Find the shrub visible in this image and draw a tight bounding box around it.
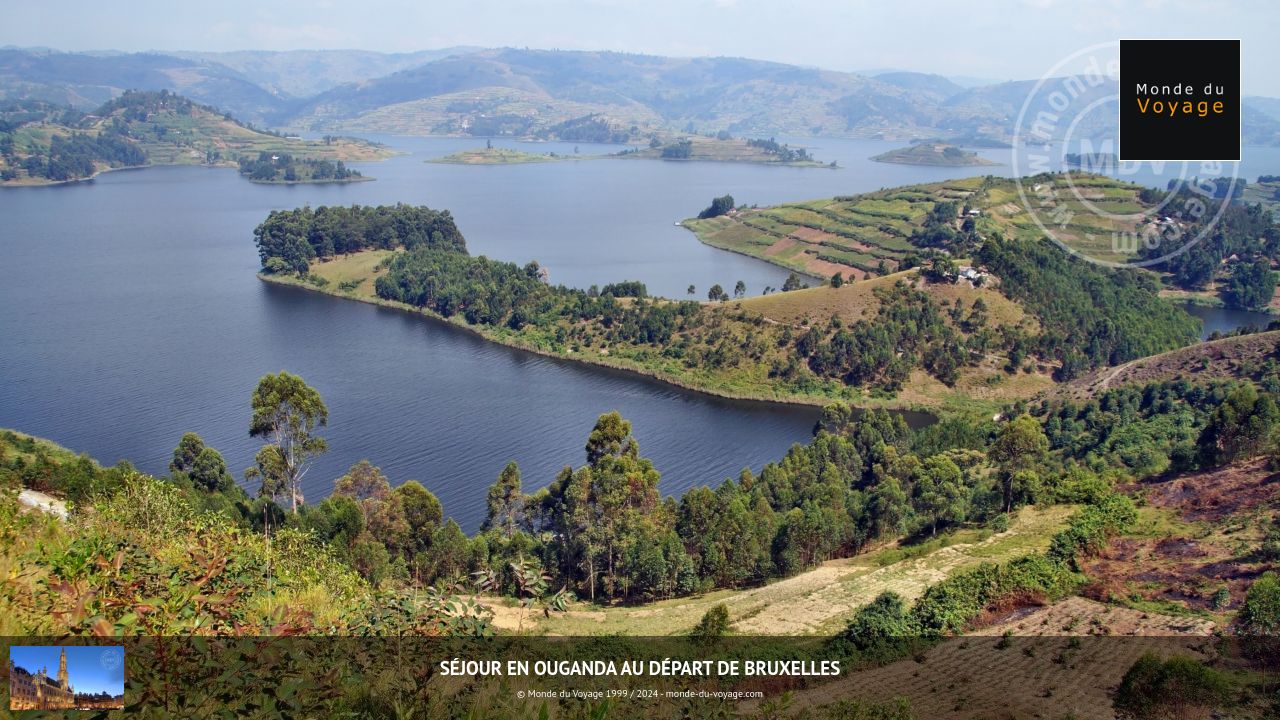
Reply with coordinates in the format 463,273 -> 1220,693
690,603 -> 731,644
1114,654 -> 1233,719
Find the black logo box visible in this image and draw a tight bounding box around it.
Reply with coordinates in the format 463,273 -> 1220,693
1119,39 -> 1240,162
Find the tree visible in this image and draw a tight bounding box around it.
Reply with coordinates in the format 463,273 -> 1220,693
697,194 -> 734,219
396,480 -> 443,552
169,432 -> 206,475
830,272 -> 844,288
913,456 -> 966,535
1197,384 -> 1280,467
782,273 -> 806,292
989,415 -> 1049,512
707,284 -> 727,302
190,447 -> 233,493
334,459 -> 391,501
544,412 -> 663,601
687,284 -> 696,296
733,280 -> 746,298
1223,258 -> 1276,310
690,603 -> 731,644
333,460 -> 411,558
483,461 -> 524,537
248,371 -> 328,512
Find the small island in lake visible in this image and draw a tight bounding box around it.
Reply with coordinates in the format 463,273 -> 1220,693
871,142 -> 998,167
237,152 -> 371,183
618,135 -> 834,167
1063,152 -> 1119,170
426,146 -> 569,164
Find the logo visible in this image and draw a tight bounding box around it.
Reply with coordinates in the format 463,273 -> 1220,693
101,646 -> 124,671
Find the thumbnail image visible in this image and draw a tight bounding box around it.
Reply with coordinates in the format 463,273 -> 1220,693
9,646 -> 124,711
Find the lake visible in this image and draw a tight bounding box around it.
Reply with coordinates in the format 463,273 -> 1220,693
1,136 -> 1275,529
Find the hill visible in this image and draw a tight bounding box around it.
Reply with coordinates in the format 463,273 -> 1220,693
0,48 -> 288,125
5,47 -> 1280,146
0,90 -> 391,185
170,48 -> 481,99
871,142 -> 998,166
1053,329 -> 1280,402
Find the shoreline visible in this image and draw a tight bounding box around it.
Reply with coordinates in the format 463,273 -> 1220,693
245,174 -> 376,185
258,271 -> 938,418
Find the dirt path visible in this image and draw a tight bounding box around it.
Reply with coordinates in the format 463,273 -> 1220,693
18,488 -> 67,519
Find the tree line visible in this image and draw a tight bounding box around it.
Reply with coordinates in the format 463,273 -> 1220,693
254,204 -> 467,274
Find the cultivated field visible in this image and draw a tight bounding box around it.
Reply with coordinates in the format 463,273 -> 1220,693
684,175 -> 1151,277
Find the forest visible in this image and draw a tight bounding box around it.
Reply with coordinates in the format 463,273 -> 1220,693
1138,185 -> 1280,310
253,204 -> 467,273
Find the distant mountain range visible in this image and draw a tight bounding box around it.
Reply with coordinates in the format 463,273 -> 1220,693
2,46 -> 1278,147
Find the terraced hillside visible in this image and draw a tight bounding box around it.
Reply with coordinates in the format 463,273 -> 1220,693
682,174 -> 1151,278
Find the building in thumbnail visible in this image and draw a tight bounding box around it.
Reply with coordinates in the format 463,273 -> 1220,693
9,648 -> 75,710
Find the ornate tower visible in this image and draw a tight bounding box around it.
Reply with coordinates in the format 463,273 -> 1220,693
57,648 -> 69,690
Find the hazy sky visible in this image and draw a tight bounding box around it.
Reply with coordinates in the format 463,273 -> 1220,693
5,0 -> 1278,94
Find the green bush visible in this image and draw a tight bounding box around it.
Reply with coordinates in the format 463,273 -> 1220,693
1114,654 -> 1233,719
1047,494 -> 1137,568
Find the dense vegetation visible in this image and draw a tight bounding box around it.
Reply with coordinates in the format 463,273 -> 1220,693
978,236 -> 1202,379
745,137 -> 813,163
254,204 -> 466,273
237,151 -> 362,183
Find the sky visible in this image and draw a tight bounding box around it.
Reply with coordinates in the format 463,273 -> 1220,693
9,646 -> 125,696
3,0 -> 1279,95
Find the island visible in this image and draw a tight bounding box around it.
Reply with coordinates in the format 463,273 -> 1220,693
426,146 -> 569,164
617,135 -> 834,167
237,151 -> 371,183
0,90 -> 392,186
871,142 -> 998,166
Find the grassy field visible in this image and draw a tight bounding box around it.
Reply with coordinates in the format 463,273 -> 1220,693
684,174 -> 1151,277
487,505 -> 1074,637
